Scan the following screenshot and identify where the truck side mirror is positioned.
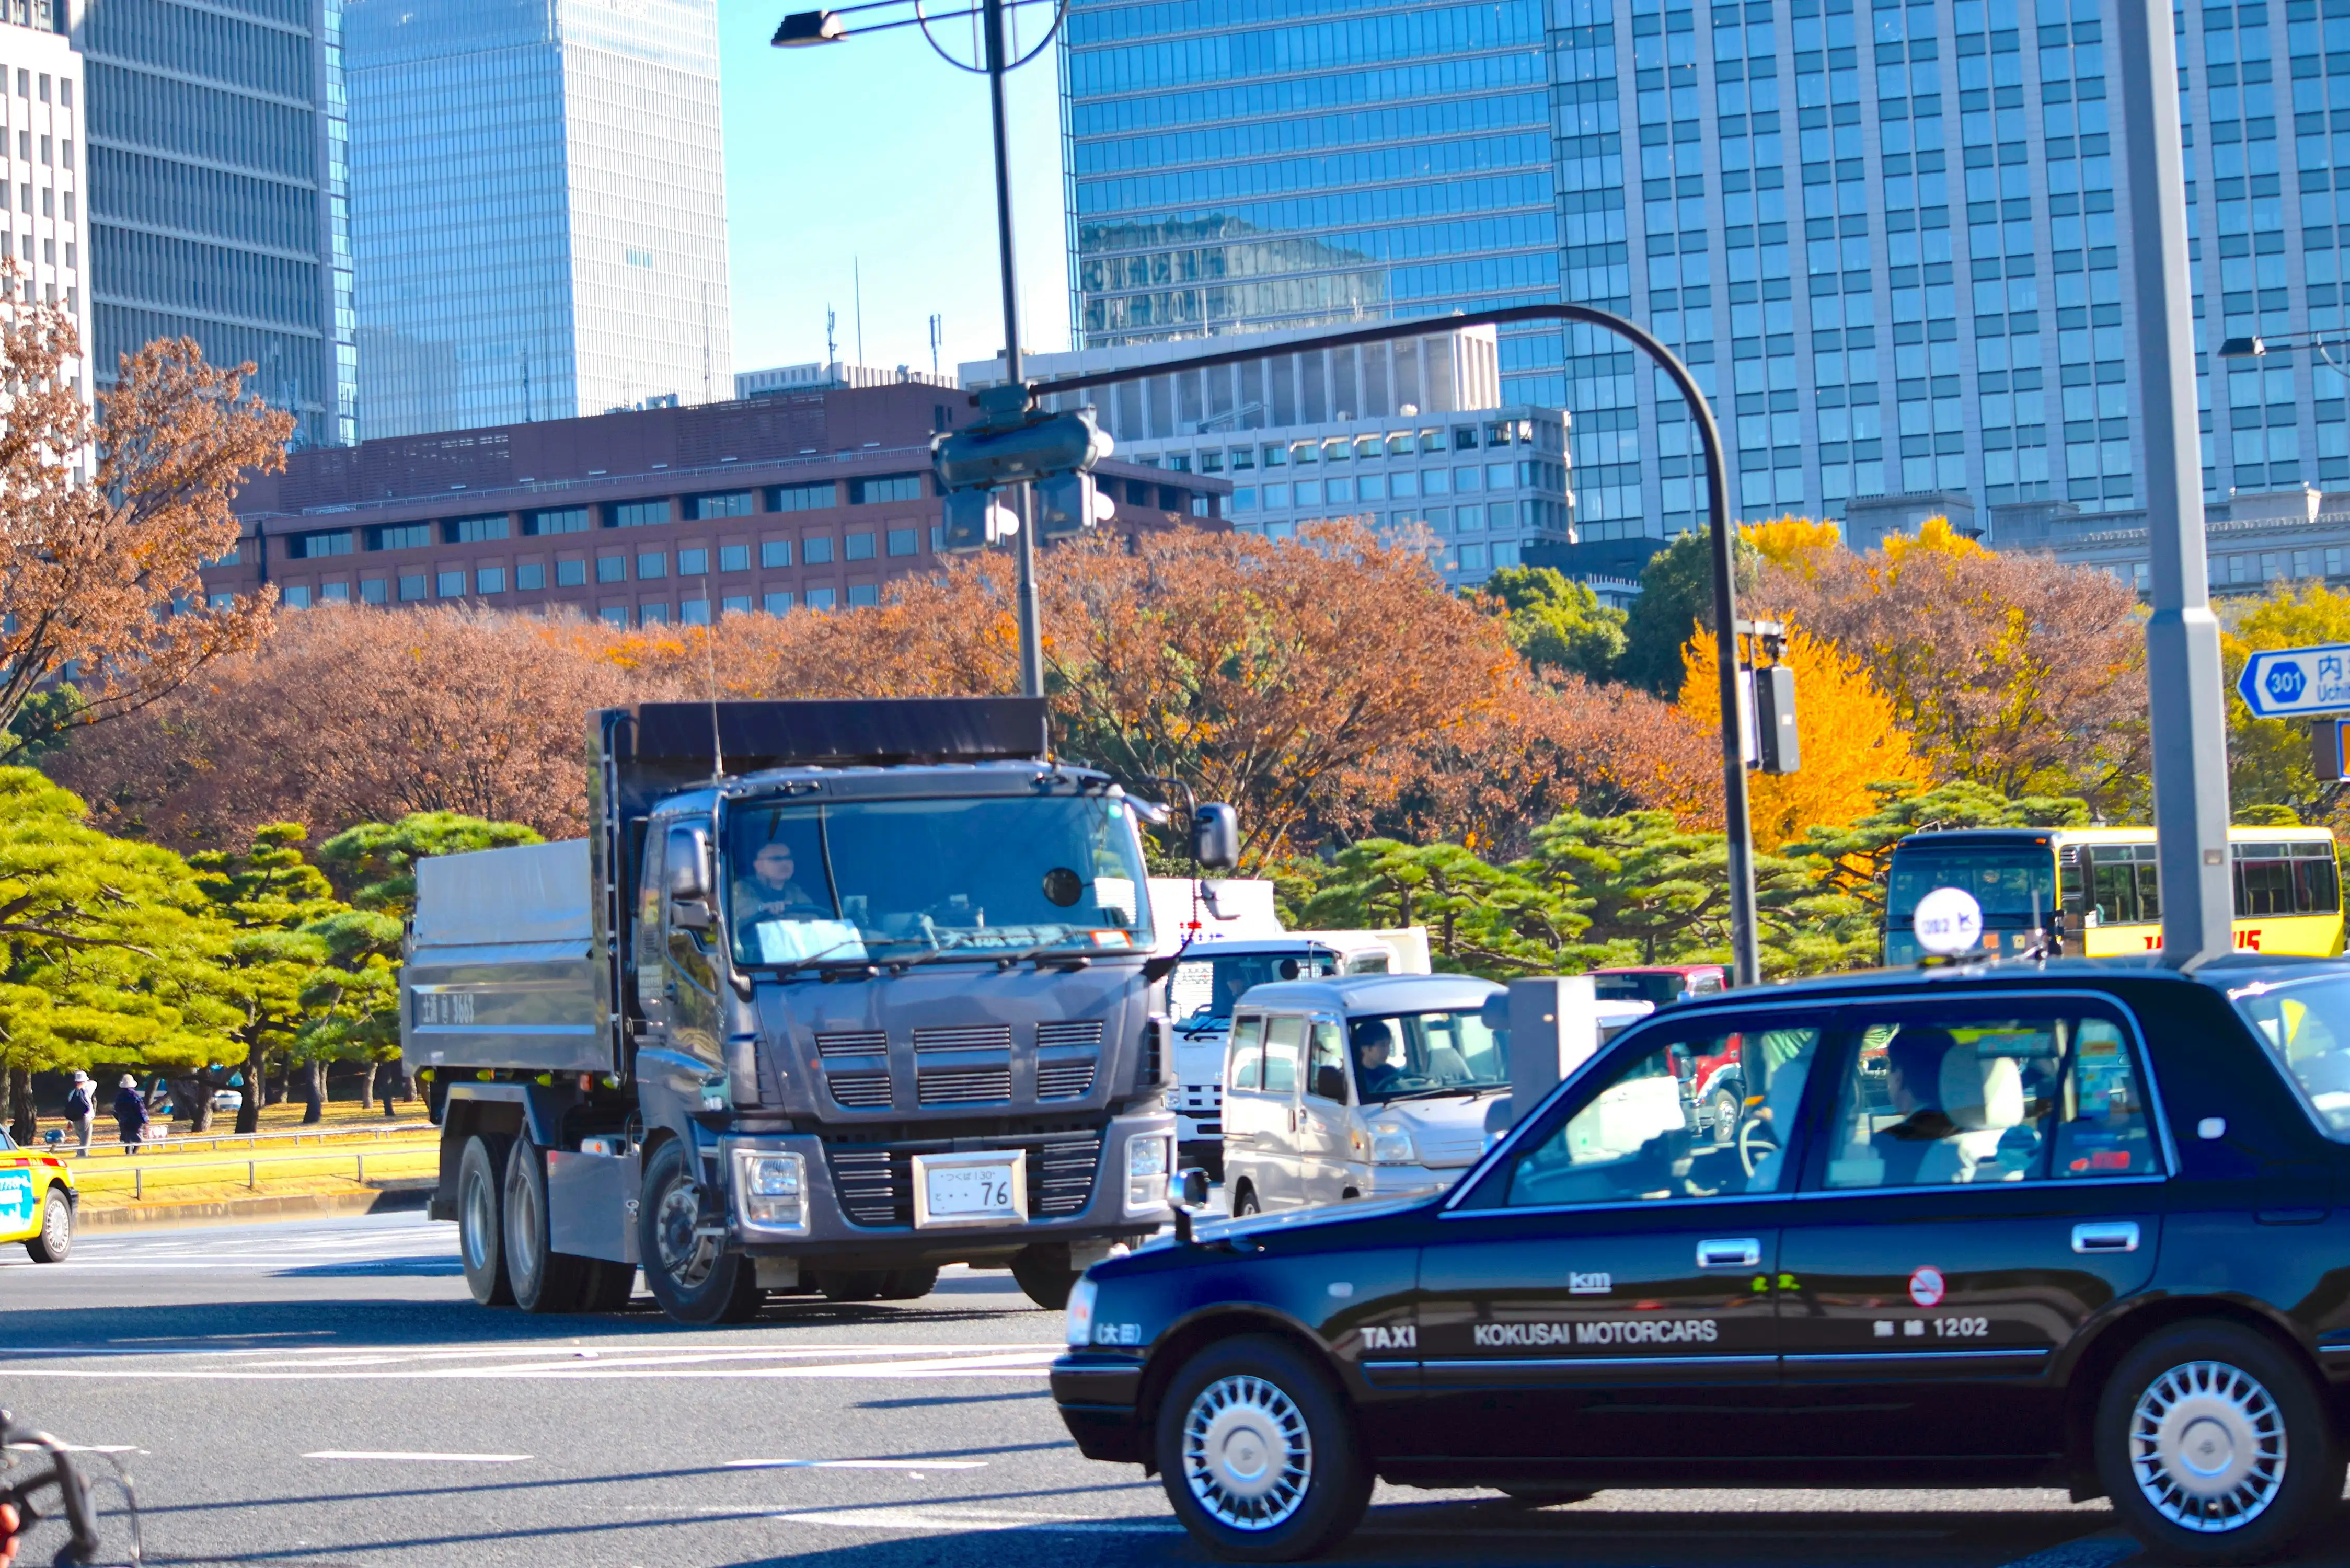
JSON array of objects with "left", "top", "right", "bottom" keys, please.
[
  {"left": 1179, "top": 1168, "right": 1212, "bottom": 1208},
  {"left": 665, "top": 826, "right": 711, "bottom": 901},
  {"left": 1189, "top": 803, "right": 1240, "bottom": 870}
]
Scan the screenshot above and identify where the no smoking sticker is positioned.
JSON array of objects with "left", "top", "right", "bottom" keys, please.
[{"left": 1908, "top": 1266, "right": 1946, "bottom": 1308}]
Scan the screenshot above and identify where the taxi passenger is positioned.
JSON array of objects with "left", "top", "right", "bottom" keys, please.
[{"left": 1872, "top": 1025, "right": 1963, "bottom": 1184}]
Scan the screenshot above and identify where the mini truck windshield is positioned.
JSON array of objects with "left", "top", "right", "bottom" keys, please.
[{"left": 725, "top": 793, "right": 1154, "bottom": 967}]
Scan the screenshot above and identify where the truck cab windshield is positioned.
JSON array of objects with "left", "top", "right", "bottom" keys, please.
[
  {"left": 1169, "top": 951, "right": 1339, "bottom": 1031},
  {"left": 726, "top": 794, "right": 1153, "bottom": 968}
]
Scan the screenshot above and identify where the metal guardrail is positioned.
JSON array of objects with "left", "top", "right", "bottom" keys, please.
[
  {"left": 77, "top": 1147, "right": 440, "bottom": 1201},
  {"left": 56, "top": 1121, "right": 436, "bottom": 1160}
]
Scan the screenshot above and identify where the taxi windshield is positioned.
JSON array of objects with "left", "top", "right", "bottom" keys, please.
[
  {"left": 2224, "top": 974, "right": 2350, "bottom": 1141},
  {"left": 1349, "top": 1009, "right": 1508, "bottom": 1103}
]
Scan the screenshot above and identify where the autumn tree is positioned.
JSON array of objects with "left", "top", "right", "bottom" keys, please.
[
  {"left": 0, "top": 319, "right": 286, "bottom": 760},
  {"left": 187, "top": 823, "right": 343, "bottom": 1133},
  {"left": 2221, "top": 581, "right": 2350, "bottom": 827}
]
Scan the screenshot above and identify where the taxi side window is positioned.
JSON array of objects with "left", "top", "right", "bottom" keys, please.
[
  {"left": 1227, "top": 1014, "right": 1265, "bottom": 1091},
  {"left": 1262, "top": 1015, "right": 1303, "bottom": 1094},
  {"left": 1481, "top": 1020, "right": 1825, "bottom": 1208},
  {"left": 1306, "top": 1019, "right": 1347, "bottom": 1102},
  {"left": 1817, "top": 1009, "right": 2158, "bottom": 1190}
]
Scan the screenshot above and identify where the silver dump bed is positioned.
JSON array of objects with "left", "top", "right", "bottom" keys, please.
[{"left": 399, "top": 839, "right": 608, "bottom": 1077}]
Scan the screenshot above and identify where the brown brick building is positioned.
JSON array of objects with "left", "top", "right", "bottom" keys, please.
[{"left": 205, "top": 383, "right": 1230, "bottom": 625}]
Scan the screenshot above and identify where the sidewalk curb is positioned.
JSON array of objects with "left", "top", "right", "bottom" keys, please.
[{"left": 75, "top": 1181, "right": 436, "bottom": 1232}]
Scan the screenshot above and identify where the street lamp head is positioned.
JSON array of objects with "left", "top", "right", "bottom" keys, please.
[
  {"left": 2218, "top": 335, "right": 2267, "bottom": 359},
  {"left": 773, "top": 10, "right": 846, "bottom": 46}
]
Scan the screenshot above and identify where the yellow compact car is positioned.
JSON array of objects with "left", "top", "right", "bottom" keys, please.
[{"left": 0, "top": 1125, "right": 74, "bottom": 1261}]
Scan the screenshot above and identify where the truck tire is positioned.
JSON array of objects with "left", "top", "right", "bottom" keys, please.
[
  {"left": 1010, "top": 1243, "right": 1077, "bottom": 1310},
  {"left": 23, "top": 1184, "right": 72, "bottom": 1263},
  {"left": 638, "top": 1138, "right": 762, "bottom": 1325},
  {"left": 813, "top": 1269, "right": 885, "bottom": 1302},
  {"left": 458, "top": 1133, "right": 514, "bottom": 1306},
  {"left": 504, "top": 1134, "right": 589, "bottom": 1313},
  {"left": 576, "top": 1259, "right": 637, "bottom": 1312},
  {"left": 877, "top": 1266, "right": 939, "bottom": 1301}
]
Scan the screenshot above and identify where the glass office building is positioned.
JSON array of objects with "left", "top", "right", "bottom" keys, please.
[
  {"left": 344, "top": 0, "right": 731, "bottom": 441},
  {"left": 79, "top": 0, "right": 355, "bottom": 446},
  {"left": 1065, "top": 0, "right": 2349, "bottom": 549}
]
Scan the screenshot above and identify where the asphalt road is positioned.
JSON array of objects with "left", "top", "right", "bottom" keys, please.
[{"left": 0, "top": 1213, "right": 2331, "bottom": 1568}]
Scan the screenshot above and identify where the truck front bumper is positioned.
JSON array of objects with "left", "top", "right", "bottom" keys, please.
[{"left": 723, "top": 1111, "right": 1176, "bottom": 1262}]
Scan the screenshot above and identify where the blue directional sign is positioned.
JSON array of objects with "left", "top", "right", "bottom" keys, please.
[{"left": 2237, "top": 642, "right": 2350, "bottom": 718}]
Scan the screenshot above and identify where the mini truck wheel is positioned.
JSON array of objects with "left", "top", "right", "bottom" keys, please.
[
  {"left": 457, "top": 1133, "right": 514, "bottom": 1306},
  {"left": 23, "top": 1183, "right": 71, "bottom": 1263},
  {"left": 2094, "top": 1320, "right": 2344, "bottom": 1566},
  {"left": 1154, "top": 1333, "right": 1370, "bottom": 1562},
  {"left": 637, "top": 1138, "right": 762, "bottom": 1325}
]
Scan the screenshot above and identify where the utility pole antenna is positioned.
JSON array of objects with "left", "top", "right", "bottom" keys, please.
[
  {"left": 929, "top": 313, "right": 942, "bottom": 378},
  {"left": 855, "top": 256, "right": 865, "bottom": 365},
  {"left": 826, "top": 306, "right": 837, "bottom": 368}
]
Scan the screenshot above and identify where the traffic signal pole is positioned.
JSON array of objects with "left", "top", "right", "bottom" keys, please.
[
  {"left": 2117, "top": 0, "right": 2234, "bottom": 966},
  {"left": 981, "top": 0, "right": 1044, "bottom": 699}
]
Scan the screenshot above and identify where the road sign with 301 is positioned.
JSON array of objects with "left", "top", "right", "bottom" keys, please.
[{"left": 2235, "top": 642, "right": 2350, "bottom": 718}]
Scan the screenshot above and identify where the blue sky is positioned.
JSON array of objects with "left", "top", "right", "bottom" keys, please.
[{"left": 717, "top": 1, "right": 1072, "bottom": 380}]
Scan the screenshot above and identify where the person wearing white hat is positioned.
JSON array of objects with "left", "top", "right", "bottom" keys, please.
[
  {"left": 112, "top": 1075, "right": 148, "bottom": 1148},
  {"left": 63, "top": 1070, "right": 94, "bottom": 1155}
]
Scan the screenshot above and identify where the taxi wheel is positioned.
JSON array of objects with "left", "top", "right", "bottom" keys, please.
[
  {"left": 2094, "top": 1321, "right": 2344, "bottom": 1566},
  {"left": 24, "top": 1185, "right": 72, "bottom": 1263},
  {"left": 1155, "top": 1333, "right": 1370, "bottom": 1562},
  {"left": 457, "top": 1134, "right": 514, "bottom": 1306},
  {"left": 637, "top": 1139, "right": 763, "bottom": 1327}
]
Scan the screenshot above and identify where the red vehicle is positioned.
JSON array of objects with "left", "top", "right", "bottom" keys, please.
[{"left": 1589, "top": 966, "right": 1744, "bottom": 1142}]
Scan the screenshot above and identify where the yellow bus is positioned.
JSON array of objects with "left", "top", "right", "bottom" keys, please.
[{"left": 1883, "top": 825, "right": 2344, "bottom": 964}]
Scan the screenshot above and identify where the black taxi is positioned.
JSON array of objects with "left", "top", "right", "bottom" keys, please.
[{"left": 1051, "top": 958, "right": 2350, "bottom": 1564}]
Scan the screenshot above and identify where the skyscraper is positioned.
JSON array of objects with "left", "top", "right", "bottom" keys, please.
[
  {"left": 344, "top": 0, "right": 732, "bottom": 442},
  {"left": 78, "top": 0, "right": 354, "bottom": 446},
  {"left": 1063, "top": 0, "right": 2344, "bottom": 564}
]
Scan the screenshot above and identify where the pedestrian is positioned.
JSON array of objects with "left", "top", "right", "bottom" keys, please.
[
  {"left": 112, "top": 1074, "right": 148, "bottom": 1149},
  {"left": 63, "top": 1069, "right": 94, "bottom": 1156}
]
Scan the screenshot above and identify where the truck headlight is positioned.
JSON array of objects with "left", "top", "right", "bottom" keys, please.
[
  {"left": 731, "top": 1149, "right": 808, "bottom": 1233},
  {"left": 1065, "top": 1276, "right": 1098, "bottom": 1348},
  {"left": 1124, "top": 1133, "right": 1171, "bottom": 1215},
  {"left": 1369, "top": 1123, "right": 1419, "bottom": 1166}
]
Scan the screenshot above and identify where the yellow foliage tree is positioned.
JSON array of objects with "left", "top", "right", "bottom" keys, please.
[
  {"left": 2222, "top": 580, "right": 2350, "bottom": 824},
  {"left": 1679, "top": 624, "right": 1930, "bottom": 850},
  {"left": 1880, "top": 514, "right": 1989, "bottom": 565},
  {"left": 1742, "top": 515, "right": 1844, "bottom": 580}
]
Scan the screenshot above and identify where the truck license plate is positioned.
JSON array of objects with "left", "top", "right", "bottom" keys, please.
[{"left": 912, "top": 1152, "right": 1027, "bottom": 1228}]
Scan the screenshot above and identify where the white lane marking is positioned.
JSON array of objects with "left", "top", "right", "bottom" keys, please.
[
  {"left": 1992, "top": 1532, "right": 2140, "bottom": 1568},
  {"left": 725, "top": 1459, "right": 988, "bottom": 1471},
  {"left": 705, "top": 1505, "right": 1180, "bottom": 1535},
  {"left": 109, "top": 1331, "right": 337, "bottom": 1343},
  {"left": 4, "top": 1443, "right": 138, "bottom": 1454},
  {"left": 303, "top": 1450, "right": 531, "bottom": 1463},
  {"left": 0, "top": 1350, "right": 1059, "bottom": 1383}
]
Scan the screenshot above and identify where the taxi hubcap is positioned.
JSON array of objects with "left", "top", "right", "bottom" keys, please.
[
  {"left": 2132, "top": 1359, "right": 2287, "bottom": 1532},
  {"left": 1182, "top": 1374, "right": 1311, "bottom": 1530},
  {"left": 42, "top": 1195, "right": 66, "bottom": 1249}
]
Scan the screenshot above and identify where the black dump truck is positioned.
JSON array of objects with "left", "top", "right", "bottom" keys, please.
[{"left": 402, "top": 697, "right": 1230, "bottom": 1324}]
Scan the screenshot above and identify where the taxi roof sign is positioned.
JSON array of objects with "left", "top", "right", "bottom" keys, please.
[{"left": 2236, "top": 642, "right": 2350, "bottom": 719}]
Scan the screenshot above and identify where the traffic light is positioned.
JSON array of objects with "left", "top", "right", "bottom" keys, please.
[
  {"left": 940, "top": 490, "right": 1021, "bottom": 552},
  {"left": 1036, "top": 470, "right": 1115, "bottom": 538},
  {"left": 2313, "top": 717, "right": 2350, "bottom": 782},
  {"left": 932, "top": 408, "right": 1110, "bottom": 493},
  {"left": 1753, "top": 664, "right": 1799, "bottom": 774}
]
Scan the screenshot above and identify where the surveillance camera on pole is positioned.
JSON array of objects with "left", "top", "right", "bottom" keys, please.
[{"left": 932, "top": 383, "right": 1113, "bottom": 554}]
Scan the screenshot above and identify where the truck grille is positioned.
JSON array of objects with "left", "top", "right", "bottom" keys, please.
[
  {"left": 917, "top": 1066, "right": 1013, "bottom": 1105},
  {"left": 827, "top": 1073, "right": 892, "bottom": 1109},
  {"left": 913, "top": 1023, "right": 1013, "bottom": 1053},
  {"left": 1177, "top": 1084, "right": 1223, "bottom": 1112},
  {"left": 1036, "top": 1059, "right": 1096, "bottom": 1099},
  {"left": 1035, "top": 1020, "right": 1103, "bottom": 1049},
  {"left": 825, "top": 1136, "right": 1102, "bottom": 1228},
  {"left": 815, "top": 1030, "right": 889, "bottom": 1061}
]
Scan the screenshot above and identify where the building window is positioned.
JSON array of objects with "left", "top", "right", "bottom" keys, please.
[
  {"left": 847, "top": 583, "right": 881, "bottom": 606},
  {"left": 721, "top": 594, "right": 753, "bottom": 615},
  {"left": 637, "top": 552, "right": 667, "bottom": 579},
  {"left": 517, "top": 562, "right": 546, "bottom": 591},
  {"left": 609, "top": 500, "right": 670, "bottom": 528},
  {"left": 678, "top": 548, "right": 709, "bottom": 575},
  {"left": 719, "top": 544, "right": 750, "bottom": 572},
  {"left": 886, "top": 527, "right": 919, "bottom": 557},
  {"left": 596, "top": 556, "right": 627, "bottom": 583},
  {"left": 759, "top": 538, "right": 791, "bottom": 568},
  {"left": 289, "top": 529, "right": 354, "bottom": 558},
  {"left": 283, "top": 584, "right": 312, "bottom": 608},
  {"left": 476, "top": 566, "right": 506, "bottom": 595},
  {"left": 320, "top": 582, "right": 350, "bottom": 603},
  {"left": 525, "top": 508, "right": 590, "bottom": 536},
  {"left": 598, "top": 605, "right": 629, "bottom": 626},
  {"left": 447, "top": 515, "right": 509, "bottom": 544},
  {"left": 682, "top": 598, "right": 711, "bottom": 625},
  {"left": 557, "top": 559, "right": 588, "bottom": 587},
  {"left": 436, "top": 570, "right": 466, "bottom": 598},
  {"left": 398, "top": 573, "right": 428, "bottom": 601},
  {"left": 689, "top": 490, "right": 755, "bottom": 520},
  {"left": 803, "top": 536, "right": 835, "bottom": 564},
  {"left": 640, "top": 604, "right": 670, "bottom": 625},
  {"left": 762, "top": 591, "right": 793, "bottom": 614},
  {"left": 805, "top": 586, "right": 836, "bottom": 610},
  {"left": 845, "top": 532, "right": 876, "bottom": 561},
  {"left": 360, "top": 577, "right": 388, "bottom": 604},
  {"left": 366, "top": 523, "right": 430, "bottom": 551},
  {"left": 848, "top": 474, "right": 924, "bottom": 504},
  {"left": 770, "top": 482, "right": 835, "bottom": 511}
]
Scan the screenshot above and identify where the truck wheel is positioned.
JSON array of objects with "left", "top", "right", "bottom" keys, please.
[
  {"left": 576, "top": 1259, "right": 637, "bottom": 1312},
  {"left": 1155, "top": 1332, "right": 1370, "bottom": 1561},
  {"left": 813, "top": 1269, "right": 885, "bottom": 1302},
  {"left": 877, "top": 1266, "right": 939, "bottom": 1301},
  {"left": 1010, "top": 1243, "right": 1077, "bottom": 1310},
  {"left": 23, "top": 1185, "right": 71, "bottom": 1263},
  {"left": 504, "top": 1135, "right": 589, "bottom": 1313},
  {"left": 2095, "top": 1320, "right": 2344, "bottom": 1566},
  {"left": 637, "top": 1139, "right": 762, "bottom": 1325},
  {"left": 1707, "top": 1087, "right": 1742, "bottom": 1146},
  {"left": 457, "top": 1134, "right": 515, "bottom": 1306}
]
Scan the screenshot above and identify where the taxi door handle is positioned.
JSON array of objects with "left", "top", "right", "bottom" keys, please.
[
  {"left": 1696, "top": 1237, "right": 1761, "bottom": 1270},
  {"left": 2072, "top": 1221, "right": 2140, "bottom": 1254}
]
